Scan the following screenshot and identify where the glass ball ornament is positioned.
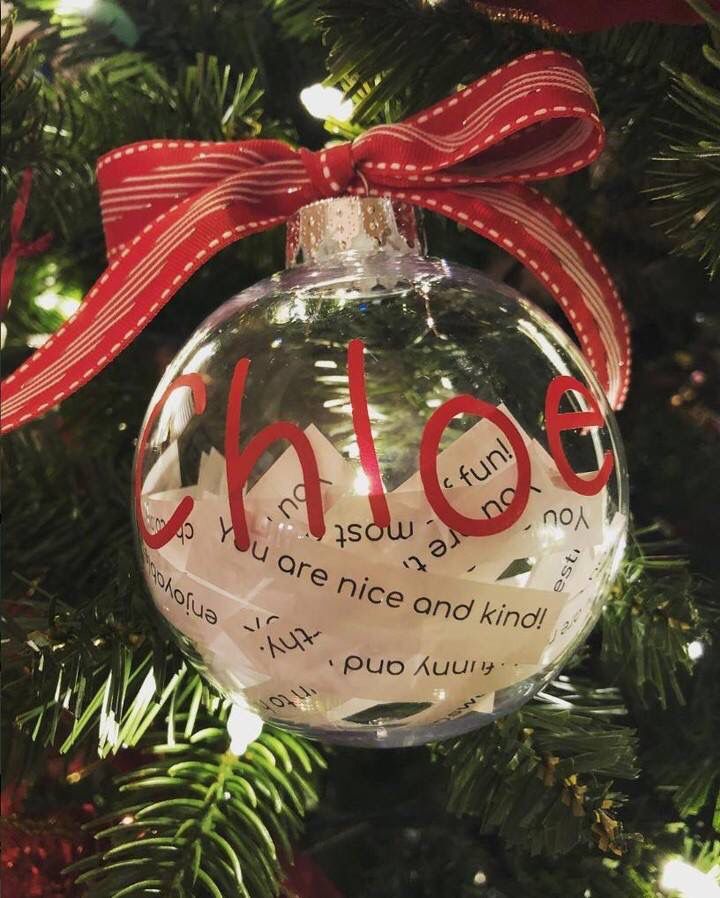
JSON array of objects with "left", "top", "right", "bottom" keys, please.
[{"left": 133, "top": 197, "right": 628, "bottom": 748}]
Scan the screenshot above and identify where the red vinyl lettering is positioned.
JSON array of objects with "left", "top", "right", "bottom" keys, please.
[
  {"left": 225, "top": 358, "right": 325, "bottom": 551},
  {"left": 545, "top": 375, "right": 614, "bottom": 496},
  {"left": 419, "top": 396, "right": 531, "bottom": 536},
  {"left": 347, "top": 338, "right": 390, "bottom": 527},
  {"left": 134, "top": 374, "right": 207, "bottom": 549}
]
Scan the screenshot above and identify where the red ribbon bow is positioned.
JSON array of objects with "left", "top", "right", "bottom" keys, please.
[
  {"left": 0, "top": 169, "right": 53, "bottom": 321},
  {"left": 0, "top": 50, "right": 630, "bottom": 434}
]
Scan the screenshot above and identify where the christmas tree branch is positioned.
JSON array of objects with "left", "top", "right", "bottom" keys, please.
[
  {"left": 601, "top": 528, "right": 710, "bottom": 709},
  {"left": 317, "top": 0, "right": 706, "bottom": 131},
  {"left": 66, "top": 712, "right": 325, "bottom": 898},
  {"left": 2, "top": 543, "right": 190, "bottom": 758},
  {"left": 439, "top": 681, "right": 638, "bottom": 857},
  {"left": 648, "top": 16, "right": 720, "bottom": 279},
  {"left": 3, "top": 12, "right": 269, "bottom": 252}
]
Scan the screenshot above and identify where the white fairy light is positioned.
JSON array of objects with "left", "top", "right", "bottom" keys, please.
[
  {"left": 353, "top": 471, "right": 370, "bottom": 495},
  {"left": 688, "top": 640, "right": 705, "bottom": 661},
  {"left": 300, "top": 84, "right": 353, "bottom": 121},
  {"left": 35, "top": 290, "right": 81, "bottom": 318},
  {"left": 660, "top": 858, "right": 720, "bottom": 898},
  {"left": 56, "top": 0, "right": 95, "bottom": 14},
  {"left": 227, "top": 703, "right": 263, "bottom": 755},
  {"left": 27, "top": 334, "right": 52, "bottom": 348}
]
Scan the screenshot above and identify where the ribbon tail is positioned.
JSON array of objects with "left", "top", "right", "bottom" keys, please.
[
  {"left": 383, "top": 185, "right": 630, "bottom": 410},
  {"left": 0, "top": 252, "right": 20, "bottom": 320},
  {"left": 1, "top": 167, "right": 53, "bottom": 320},
  {"left": 0, "top": 181, "right": 305, "bottom": 435}
]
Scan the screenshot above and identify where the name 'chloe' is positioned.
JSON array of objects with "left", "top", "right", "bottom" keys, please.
[{"left": 135, "top": 339, "right": 613, "bottom": 552}]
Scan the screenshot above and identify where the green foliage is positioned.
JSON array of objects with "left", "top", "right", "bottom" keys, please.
[
  {"left": 1, "top": 16, "right": 47, "bottom": 181},
  {"left": 649, "top": 35, "right": 720, "bottom": 277},
  {"left": 322, "top": 0, "right": 498, "bottom": 124},
  {"left": 640, "top": 621, "right": 720, "bottom": 827},
  {"left": 501, "top": 832, "right": 715, "bottom": 898},
  {"left": 318, "top": 0, "right": 706, "bottom": 130},
  {"left": 1, "top": 457, "right": 184, "bottom": 760},
  {"left": 441, "top": 682, "right": 638, "bottom": 857},
  {"left": 596, "top": 527, "right": 720, "bottom": 829},
  {"left": 1, "top": 16, "right": 266, "bottom": 249},
  {"left": 58, "top": 52, "right": 264, "bottom": 148},
  {"left": 67, "top": 717, "right": 324, "bottom": 897},
  {"left": 0, "top": 14, "right": 91, "bottom": 252},
  {"left": 601, "top": 530, "right": 706, "bottom": 709},
  {"left": 269, "top": 0, "right": 323, "bottom": 42},
  {"left": 1, "top": 415, "right": 327, "bottom": 898}
]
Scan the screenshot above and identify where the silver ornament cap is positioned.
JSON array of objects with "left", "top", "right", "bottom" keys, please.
[{"left": 285, "top": 196, "right": 423, "bottom": 266}]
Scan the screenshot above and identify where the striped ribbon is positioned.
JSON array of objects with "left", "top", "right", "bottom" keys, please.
[{"left": 0, "top": 50, "right": 630, "bottom": 434}]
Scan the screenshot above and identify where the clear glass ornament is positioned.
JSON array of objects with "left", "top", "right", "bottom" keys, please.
[{"left": 134, "top": 197, "right": 628, "bottom": 748}]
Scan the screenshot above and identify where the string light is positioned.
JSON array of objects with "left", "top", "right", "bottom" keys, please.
[
  {"left": 27, "top": 334, "right": 52, "bottom": 348},
  {"left": 54, "top": 0, "right": 139, "bottom": 45},
  {"left": 660, "top": 858, "right": 720, "bottom": 898},
  {"left": 56, "top": 0, "right": 96, "bottom": 14},
  {"left": 688, "top": 640, "right": 705, "bottom": 661},
  {"left": 35, "top": 290, "right": 81, "bottom": 318},
  {"left": 300, "top": 84, "right": 353, "bottom": 121},
  {"left": 227, "top": 703, "right": 263, "bottom": 755},
  {"left": 353, "top": 471, "right": 370, "bottom": 495}
]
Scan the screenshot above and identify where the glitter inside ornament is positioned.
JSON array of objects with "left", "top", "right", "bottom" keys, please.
[{"left": 133, "top": 197, "right": 628, "bottom": 748}]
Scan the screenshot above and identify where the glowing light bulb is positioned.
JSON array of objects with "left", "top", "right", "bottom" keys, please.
[
  {"left": 227, "top": 703, "right": 263, "bottom": 755},
  {"left": 300, "top": 84, "right": 353, "bottom": 121},
  {"left": 688, "top": 640, "right": 705, "bottom": 661},
  {"left": 56, "top": 0, "right": 96, "bottom": 14},
  {"left": 35, "top": 290, "right": 81, "bottom": 318},
  {"left": 660, "top": 858, "right": 720, "bottom": 898},
  {"left": 27, "top": 334, "right": 52, "bottom": 348},
  {"left": 353, "top": 471, "right": 370, "bottom": 495}
]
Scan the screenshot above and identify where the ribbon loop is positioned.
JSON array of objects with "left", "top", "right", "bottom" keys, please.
[
  {"left": 0, "top": 50, "right": 631, "bottom": 435},
  {"left": 353, "top": 52, "right": 603, "bottom": 187}
]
